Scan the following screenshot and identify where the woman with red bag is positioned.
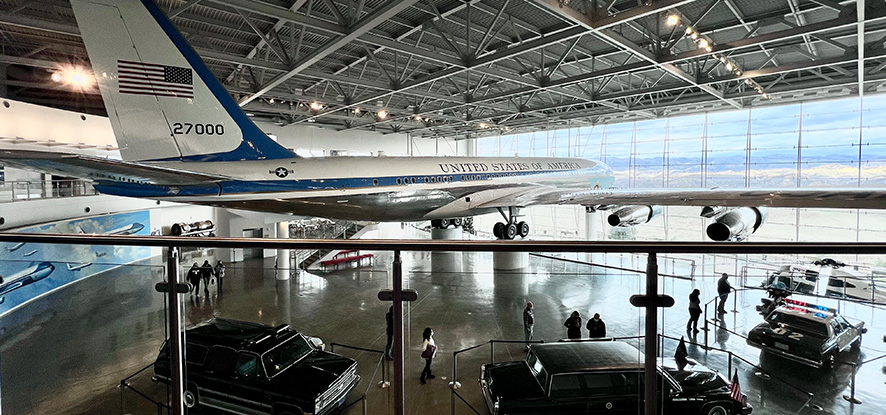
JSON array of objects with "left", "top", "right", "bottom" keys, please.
[{"left": 419, "top": 327, "right": 437, "bottom": 384}]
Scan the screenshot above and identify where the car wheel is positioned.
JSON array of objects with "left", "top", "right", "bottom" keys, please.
[
  {"left": 703, "top": 403, "right": 729, "bottom": 415},
  {"left": 824, "top": 353, "right": 837, "bottom": 369}
]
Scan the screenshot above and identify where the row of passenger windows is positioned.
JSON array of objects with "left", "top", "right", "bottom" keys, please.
[{"left": 391, "top": 172, "right": 523, "bottom": 186}]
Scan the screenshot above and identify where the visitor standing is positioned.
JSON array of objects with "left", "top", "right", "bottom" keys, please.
[
  {"left": 564, "top": 311, "right": 582, "bottom": 339},
  {"left": 717, "top": 273, "right": 732, "bottom": 314},
  {"left": 213, "top": 260, "right": 225, "bottom": 294},
  {"left": 687, "top": 289, "right": 702, "bottom": 334},
  {"left": 586, "top": 313, "right": 606, "bottom": 338},
  {"left": 523, "top": 302, "right": 534, "bottom": 350},
  {"left": 419, "top": 327, "right": 437, "bottom": 384}
]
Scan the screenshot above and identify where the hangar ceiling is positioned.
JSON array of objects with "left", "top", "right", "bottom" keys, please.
[{"left": 0, "top": 0, "right": 883, "bottom": 140}]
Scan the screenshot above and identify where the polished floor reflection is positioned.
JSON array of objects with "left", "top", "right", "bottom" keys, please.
[{"left": 1, "top": 231, "right": 885, "bottom": 415}]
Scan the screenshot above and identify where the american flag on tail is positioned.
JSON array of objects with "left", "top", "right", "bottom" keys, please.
[
  {"left": 117, "top": 60, "right": 193, "bottom": 98},
  {"left": 730, "top": 369, "right": 743, "bottom": 401}
]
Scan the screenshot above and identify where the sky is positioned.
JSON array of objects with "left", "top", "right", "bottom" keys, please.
[{"left": 478, "top": 94, "right": 886, "bottom": 187}]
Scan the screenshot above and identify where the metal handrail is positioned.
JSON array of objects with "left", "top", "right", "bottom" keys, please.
[{"left": 4, "top": 233, "right": 886, "bottom": 254}]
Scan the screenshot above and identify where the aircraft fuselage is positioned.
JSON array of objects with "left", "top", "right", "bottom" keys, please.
[{"left": 94, "top": 156, "right": 616, "bottom": 221}]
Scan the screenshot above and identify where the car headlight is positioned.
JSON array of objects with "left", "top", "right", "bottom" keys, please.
[{"left": 493, "top": 401, "right": 499, "bottom": 415}]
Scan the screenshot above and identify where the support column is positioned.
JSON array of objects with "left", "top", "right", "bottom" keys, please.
[
  {"left": 392, "top": 251, "right": 405, "bottom": 415},
  {"left": 276, "top": 221, "right": 290, "bottom": 280},
  {"left": 166, "top": 247, "right": 185, "bottom": 415},
  {"left": 585, "top": 207, "right": 600, "bottom": 264}
]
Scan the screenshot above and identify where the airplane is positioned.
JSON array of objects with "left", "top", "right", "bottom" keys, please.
[
  {"left": 94, "top": 252, "right": 107, "bottom": 258},
  {"left": 106, "top": 223, "right": 145, "bottom": 236},
  {"left": 5, "top": 242, "right": 25, "bottom": 252},
  {"left": 67, "top": 262, "right": 93, "bottom": 272},
  {"left": 23, "top": 250, "right": 38, "bottom": 257},
  {"left": 77, "top": 223, "right": 144, "bottom": 236},
  {"left": 1, "top": 0, "right": 886, "bottom": 241},
  {"left": 0, "top": 262, "right": 55, "bottom": 304}
]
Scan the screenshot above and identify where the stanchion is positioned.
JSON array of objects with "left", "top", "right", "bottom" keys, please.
[
  {"left": 842, "top": 362, "right": 862, "bottom": 404},
  {"left": 703, "top": 303, "right": 710, "bottom": 349},
  {"left": 732, "top": 288, "right": 739, "bottom": 313}
]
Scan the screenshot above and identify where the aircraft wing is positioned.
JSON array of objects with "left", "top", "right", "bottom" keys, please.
[
  {"left": 556, "top": 188, "right": 886, "bottom": 210},
  {"left": 0, "top": 150, "right": 231, "bottom": 185},
  {"left": 452, "top": 186, "right": 886, "bottom": 211}
]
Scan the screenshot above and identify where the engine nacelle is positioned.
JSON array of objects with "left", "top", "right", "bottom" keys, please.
[
  {"left": 706, "top": 207, "right": 768, "bottom": 241},
  {"left": 607, "top": 205, "right": 663, "bottom": 227}
]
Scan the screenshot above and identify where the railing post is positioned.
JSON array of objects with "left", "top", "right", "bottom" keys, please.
[
  {"left": 392, "top": 250, "right": 404, "bottom": 415},
  {"left": 166, "top": 247, "right": 185, "bottom": 415},
  {"left": 490, "top": 341, "right": 495, "bottom": 364},
  {"left": 728, "top": 351, "right": 733, "bottom": 378},
  {"left": 643, "top": 253, "right": 659, "bottom": 415},
  {"left": 732, "top": 287, "right": 739, "bottom": 313}
]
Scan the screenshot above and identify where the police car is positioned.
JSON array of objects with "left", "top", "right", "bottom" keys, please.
[{"left": 747, "top": 299, "right": 866, "bottom": 369}]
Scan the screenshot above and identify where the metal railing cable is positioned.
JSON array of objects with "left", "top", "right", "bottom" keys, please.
[{"left": 119, "top": 362, "right": 170, "bottom": 415}]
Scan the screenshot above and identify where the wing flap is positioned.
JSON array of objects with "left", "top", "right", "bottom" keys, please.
[{"left": 0, "top": 150, "right": 229, "bottom": 185}]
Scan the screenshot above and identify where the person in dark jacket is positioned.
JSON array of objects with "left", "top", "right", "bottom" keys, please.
[
  {"left": 384, "top": 306, "right": 394, "bottom": 360},
  {"left": 586, "top": 313, "right": 606, "bottom": 338},
  {"left": 717, "top": 273, "right": 732, "bottom": 314},
  {"left": 200, "top": 260, "right": 213, "bottom": 297},
  {"left": 186, "top": 263, "right": 201, "bottom": 297},
  {"left": 213, "top": 260, "right": 225, "bottom": 294},
  {"left": 564, "top": 311, "right": 582, "bottom": 339},
  {"left": 687, "top": 289, "right": 702, "bottom": 334},
  {"left": 523, "top": 302, "right": 534, "bottom": 350}
]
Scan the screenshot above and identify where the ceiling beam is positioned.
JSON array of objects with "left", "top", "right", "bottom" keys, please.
[{"left": 237, "top": 0, "right": 421, "bottom": 106}]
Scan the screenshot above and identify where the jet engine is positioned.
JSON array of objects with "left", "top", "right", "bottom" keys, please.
[
  {"left": 606, "top": 205, "right": 663, "bottom": 227},
  {"left": 705, "top": 207, "right": 768, "bottom": 241}
]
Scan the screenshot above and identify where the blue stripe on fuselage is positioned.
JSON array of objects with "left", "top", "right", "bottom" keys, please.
[
  {"left": 93, "top": 169, "right": 614, "bottom": 198},
  {"left": 139, "top": 0, "right": 294, "bottom": 162}
]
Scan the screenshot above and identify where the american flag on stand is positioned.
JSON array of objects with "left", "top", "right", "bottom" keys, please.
[
  {"left": 117, "top": 60, "right": 193, "bottom": 98},
  {"left": 730, "top": 369, "right": 743, "bottom": 402}
]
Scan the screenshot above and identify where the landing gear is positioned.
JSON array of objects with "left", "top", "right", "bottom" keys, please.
[
  {"left": 493, "top": 207, "right": 529, "bottom": 240},
  {"left": 431, "top": 217, "right": 470, "bottom": 230}
]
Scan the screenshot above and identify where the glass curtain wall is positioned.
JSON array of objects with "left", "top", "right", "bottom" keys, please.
[{"left": 475, "top": 95, "right": 886, "bottom": 263}]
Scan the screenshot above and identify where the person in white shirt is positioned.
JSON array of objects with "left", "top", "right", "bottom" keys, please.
[{"left": 420, "top": 327, "right": 437, "bottom": 384}]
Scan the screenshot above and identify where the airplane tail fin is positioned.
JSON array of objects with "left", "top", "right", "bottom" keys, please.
[{"left": 69, "top": 0, "right": 294, "bottom": 162}]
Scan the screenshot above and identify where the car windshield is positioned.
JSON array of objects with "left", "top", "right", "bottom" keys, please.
[
  {"left": 526, "top": 351, "right": 548, "bottom": 389},
  {"left": 262, "top": 334, "right": 313, "bottom": 377},
  {"left": 767, "top": 311, "right": 828, "bottom": 337}
]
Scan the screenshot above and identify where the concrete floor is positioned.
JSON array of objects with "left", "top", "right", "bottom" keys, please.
[{"left": 2, "top": 225, "right": 886, "bottom": 415}]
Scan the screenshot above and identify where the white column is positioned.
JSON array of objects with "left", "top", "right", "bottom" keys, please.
[
  {"left": 585, "top": 208, "right": 601, "bottom": 264},
  {"left": 276, "top": 221, "right": 290, "bottom": 281}
]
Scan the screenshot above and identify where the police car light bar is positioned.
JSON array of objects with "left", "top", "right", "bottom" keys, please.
[{"left": 784, "top": 298, "right": 837, "bottom": 314}]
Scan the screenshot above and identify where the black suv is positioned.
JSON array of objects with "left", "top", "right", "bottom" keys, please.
[
  {"left": 480, "top": 341, "right": 751, "bottom": 415},
  {"left": 153, "top": 318, "right": 360, "bottom": 415}
]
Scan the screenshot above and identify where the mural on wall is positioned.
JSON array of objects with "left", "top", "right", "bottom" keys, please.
[{"left": 0, "top": 210, "right": 151, "bottom": 316}]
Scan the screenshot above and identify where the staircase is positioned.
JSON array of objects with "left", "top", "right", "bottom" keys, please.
[{"left": 294, "top": 221, "right": 365, "bottom": 270}]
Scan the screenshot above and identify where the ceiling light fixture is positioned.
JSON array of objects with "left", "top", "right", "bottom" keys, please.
[{"left": 666, "top": 15, "right": 679, "bottom": 26}]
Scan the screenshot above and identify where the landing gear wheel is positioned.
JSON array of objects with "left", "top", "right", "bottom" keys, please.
[
  {"left": 505, "top": 223, "right": 518, "bottom": 240},
  {"left": 517, "top": 221, "right": 529, "bottom": 238},
  {"left": 431, "top": 219, "right": 442, "bottom": 229},
  {"left": 493, "top": 222, "right": 506, "bottom": 239},
  {"left": 452, "top": 218, "right": 463, "bottom": 227},
  {"left": 440, "top": 218, "right": 451, "bottom": 228}
]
